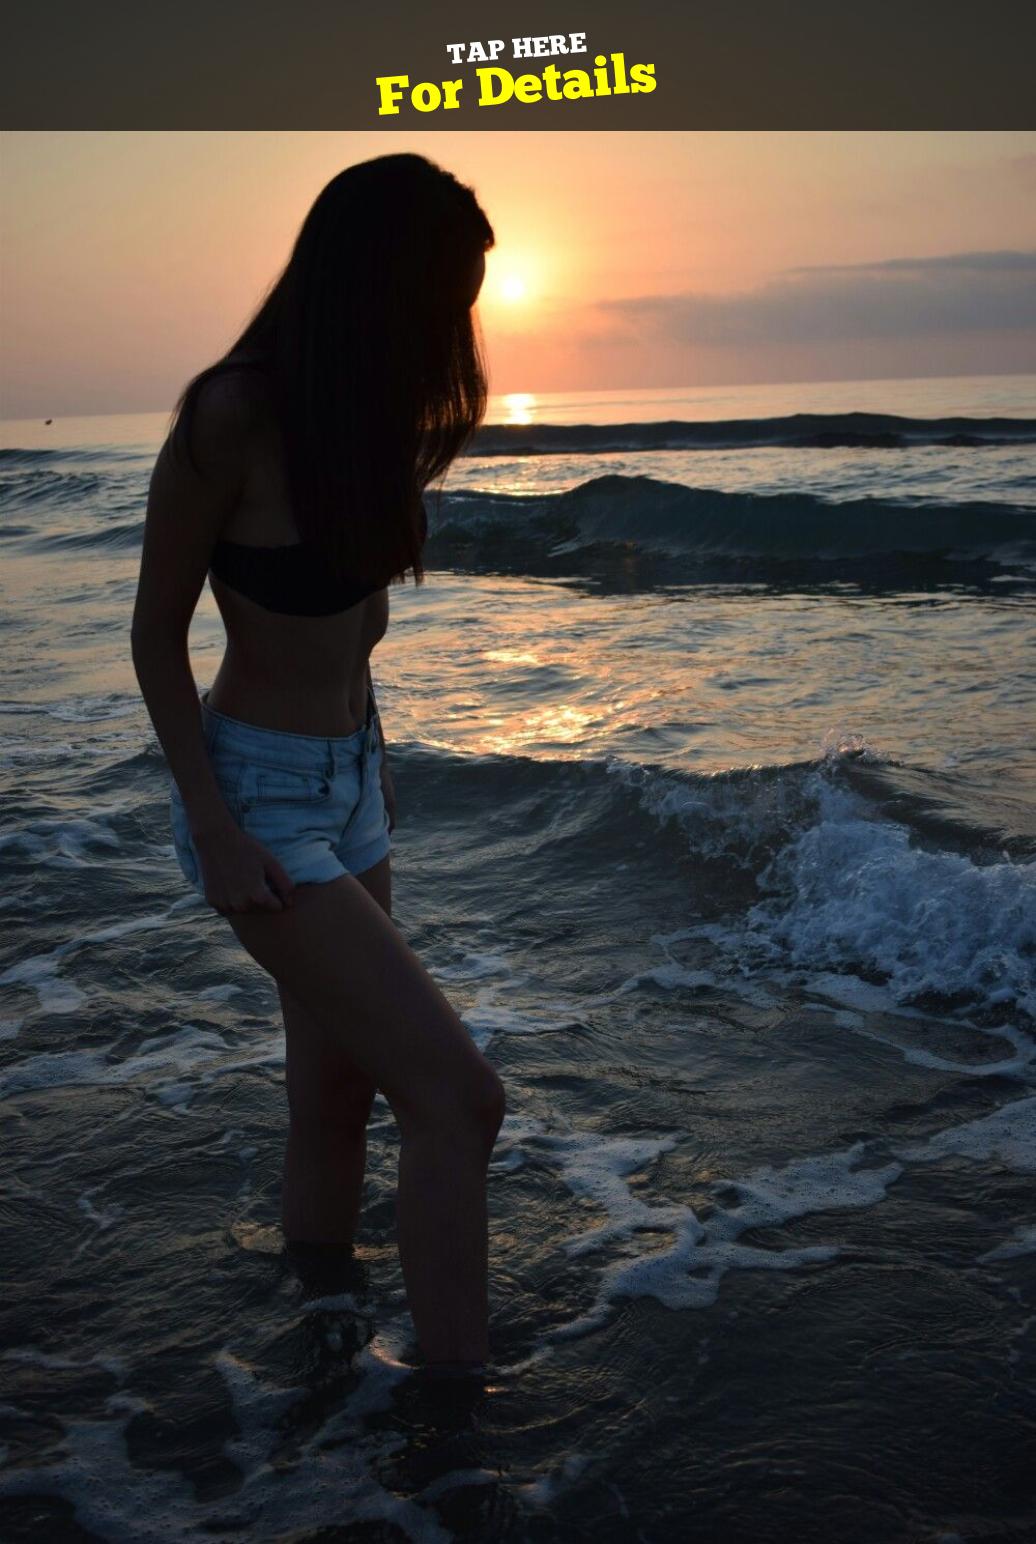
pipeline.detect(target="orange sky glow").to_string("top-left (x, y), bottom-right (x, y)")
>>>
top-left (2, 130), bottom-right (1035, 417)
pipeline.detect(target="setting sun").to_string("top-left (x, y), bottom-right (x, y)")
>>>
top-left (499, 273), bottom-right (528, 303)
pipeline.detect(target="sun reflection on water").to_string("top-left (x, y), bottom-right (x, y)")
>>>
top-left (502, 393), bottom-right (537, 426)
top-left (483, 647), bottom-right (543, 668)
top-left (475, 700), bottom-right (602, 756)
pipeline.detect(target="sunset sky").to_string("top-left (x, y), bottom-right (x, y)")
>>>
top-left (2, 130), bottom-right (1035, 418)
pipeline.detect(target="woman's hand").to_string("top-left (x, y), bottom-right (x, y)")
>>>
top-left (194, 824), bottom-right (296, 915)
top-left (379, 755), bottom-right (397, 834)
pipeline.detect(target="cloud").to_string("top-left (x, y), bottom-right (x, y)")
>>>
top-left (791, 250), bottom-right (1036, 274)
top-left (599, 250), bottom-right (1036, 346)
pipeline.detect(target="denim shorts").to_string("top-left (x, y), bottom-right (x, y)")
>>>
top-left (169, 686), bottom-right (392, 898)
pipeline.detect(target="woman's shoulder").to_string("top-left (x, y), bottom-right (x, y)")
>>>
top-left (188, 359), bottom-right (277, 464)
top-left (201, 355), bottom-right (275, 424)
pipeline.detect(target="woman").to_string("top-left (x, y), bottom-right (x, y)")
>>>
top-left (130, 154), bottom-right (505, 1382)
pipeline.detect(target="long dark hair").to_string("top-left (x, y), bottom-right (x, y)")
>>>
top-left (169, 154), bottom-right (494, 589)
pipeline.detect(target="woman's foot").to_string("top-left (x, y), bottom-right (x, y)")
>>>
top-left (284, 1237), bottom-right (368, 1298)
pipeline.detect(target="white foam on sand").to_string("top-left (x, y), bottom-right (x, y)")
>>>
top-left (517, 1452), bottom-right (594, 1510)
top-left (502, 1097), bottom-right (1036, 1343)
top-left (196, 982), bottom-right (245, 1002)
top-left (978, 1223), bottom-right (1036, 1263)
top-left (434, 949), bottom-right (514, 982)
top-left (0, 814), bottom-right (121, 867)
top-left (2, 1347), bottom-right (127, 1376)
top-left (894, 1095), bottom-right (1036, 1174)
top-left (0, 692), bottom-right (139, 723)
top-left (781, 971), bottom-right (1036, 1078)
top-left (461, 992), bottom-right (579, 1047)
top-left (509, 1099), bottom-right (1036, 1340)
top-left (76, 1187), bottom-right (125, 1233)
top-left (593, 924), bottom-right (1035, 1080)
top-left (0, 902), bottom-right (185, 1014)
top-left (495, 1112), bottom-right (901, 1344)
top-left (0, 1022), bottom-right (282, 1107)
top-left (615, 960), bottom-right (717, 994)
top-left (442, 947), bottom-right (587, 1048)
top-left (0, 951), bottom-right (87, 1014)
top-left (0, 1310), bottom-right (476, 1542)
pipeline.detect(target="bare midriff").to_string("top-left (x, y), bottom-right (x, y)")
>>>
top-left (205, 578), bottom-right (389, 736)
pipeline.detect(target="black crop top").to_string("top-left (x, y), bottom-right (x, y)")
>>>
top-left (208, 507), bottom-right (428, 617)
top-left (209, 538), bottom-right (382, 616)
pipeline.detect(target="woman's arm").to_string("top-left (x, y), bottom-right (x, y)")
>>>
top-left (130, 378), bottom-right (248, 840)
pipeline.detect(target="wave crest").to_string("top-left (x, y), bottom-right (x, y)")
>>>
top-left (431, 474), bottom-right (1036, 576)
top-left (472, 412), bottom-right (1036, 456)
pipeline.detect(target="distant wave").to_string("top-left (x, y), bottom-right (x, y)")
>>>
top-left (429, 474), bottom-right (1036, 575)
top-left (4, 411), bottom-right (1033, 470)
top-left (470, 412), bottom-right (1036, 456)
top-left (0, 446), bottom-right (147, 467)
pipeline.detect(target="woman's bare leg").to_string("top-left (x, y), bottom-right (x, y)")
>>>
top-left (223, 870), bottom-right (505, 1366)
top-left (279, 983), bottom-right (378, 1246)
top-left (278, 854), bottom-right (391, 1247)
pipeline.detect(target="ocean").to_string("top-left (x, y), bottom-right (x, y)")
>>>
top-left (1, 374), bottom-right (1034, 1542)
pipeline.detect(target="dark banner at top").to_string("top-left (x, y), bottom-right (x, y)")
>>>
top-left (4, 0), bottom-right (1035, 129)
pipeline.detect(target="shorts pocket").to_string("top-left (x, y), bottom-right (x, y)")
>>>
top-left (244, 765), bottom-right (332, 808)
